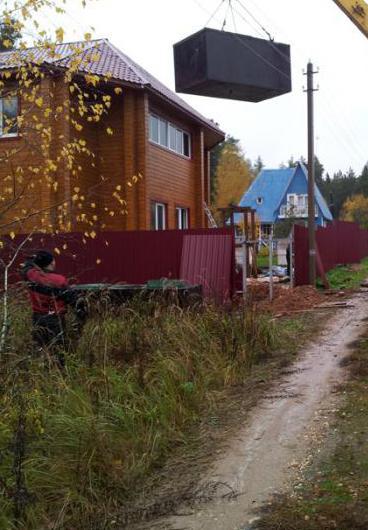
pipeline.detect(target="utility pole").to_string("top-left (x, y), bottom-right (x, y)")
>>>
top-left (304, 62), bottom-right (319, 286)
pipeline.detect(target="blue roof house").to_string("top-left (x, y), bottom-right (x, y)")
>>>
top-left (239, 162), bottom-right (333, 237)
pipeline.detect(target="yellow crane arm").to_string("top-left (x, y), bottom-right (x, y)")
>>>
top-left (332, 0), bottom-right (368, 38)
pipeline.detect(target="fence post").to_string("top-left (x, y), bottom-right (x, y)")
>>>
top-left (269, 232), bottom-right (273, 302)
top-left (242, 238), bottom-right (247, 301)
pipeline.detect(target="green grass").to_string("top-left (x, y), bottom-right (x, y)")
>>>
top-left (257, 329), bottom-right (368, 530)
top-left (257, 253), bottom-right (277, 268)
top-left (317, 257), bottom-right (368, 290)
top-left (0, 292), bottom-right (306, 530)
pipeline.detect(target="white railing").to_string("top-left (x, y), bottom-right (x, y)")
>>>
top-left (279, 204), bottom-right (318, 218)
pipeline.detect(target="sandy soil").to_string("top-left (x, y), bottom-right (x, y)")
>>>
top-left (144, 291), bottom-right (368, 530)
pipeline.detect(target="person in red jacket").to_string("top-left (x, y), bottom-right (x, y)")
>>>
top-left (21, 250), bottom-right (70, 367)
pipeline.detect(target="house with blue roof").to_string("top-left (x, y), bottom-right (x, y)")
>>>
top-left (239, 162), bottom-right (333, 238)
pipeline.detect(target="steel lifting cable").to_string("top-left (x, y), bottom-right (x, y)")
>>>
top-left (221, 0), bottom-right (232, 31)
top-left (191, 0), bottom-right (368, 168)
top-left (234, 0), bottom-right (274, 41)
top-left (230, 0), bottom-right (238, 32)
top-left (205, 0), bottom-right (227, 27)
top-left (234, 0), bottom-right (368, 164)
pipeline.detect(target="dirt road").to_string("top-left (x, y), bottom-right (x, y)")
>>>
top-left (148, 292), bottom-right (368, 530)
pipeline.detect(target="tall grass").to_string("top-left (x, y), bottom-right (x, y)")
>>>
top-left (0, 292), bottom-right (281, 529)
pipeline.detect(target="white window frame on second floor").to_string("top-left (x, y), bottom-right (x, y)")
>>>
top-left (149, 114), bottom-right (191, 158)
top-left (0, 95), bottom-right (18, 138)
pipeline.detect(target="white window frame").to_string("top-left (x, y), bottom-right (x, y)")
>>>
top-left (0, 95), bottom-right (18, 138)
top-left (153, 202), bottom-right (166, 230)
top-left (149, 113), bottom-right (191, 158)
top-left (256, 197), bottom-right (263, 205)
top-left (287, 193), bottom-right (297, 206)
top-left (176, 207), bottom-right (189, 229)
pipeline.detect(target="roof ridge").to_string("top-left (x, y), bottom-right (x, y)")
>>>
top-left (104, 41), bottom-right (148, 85)
top-left (50, 40), bottom-right (105, 65)
top-left (0, 38), bottom-right (224, 136)
top-left (104, 41), bottom-right (222, 131)
top-left (0, 38), bottom-right (106, 57)
top-left (273, 165), bottom-right (297, 215)
top-left (295, 163), bottom-right (333, 221)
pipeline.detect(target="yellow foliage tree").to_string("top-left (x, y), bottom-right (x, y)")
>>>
top-left (341, 194), bottom-right (368, 229)
top-left (0, 1), bottom-right (145, 350)
top-left (215, 137), bottom-right (253, 210)
top-left (0, 0), bottom-right (142, 241)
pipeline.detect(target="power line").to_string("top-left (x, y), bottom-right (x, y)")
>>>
top-left (233, 0), bottom-right (368, 166)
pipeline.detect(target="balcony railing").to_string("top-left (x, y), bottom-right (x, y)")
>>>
top-left (279, 204), bottom-right (318, 218)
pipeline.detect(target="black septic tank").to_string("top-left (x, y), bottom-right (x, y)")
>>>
top-left (173, 28), bottom-right (291, 102)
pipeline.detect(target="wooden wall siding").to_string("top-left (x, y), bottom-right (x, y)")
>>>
top-left (136, 92), bottom-right (149, 230)
top-left (204, 149), bottom-right (211, 228)
top-left (123, 89), bottom-right (147, 231)
top-left (82, 87), bottom-right (147, 232)
top-left (98, 89), bottom-right (126, 230)
top-left (146, 143), bottom-right (197, 229)
top-left (193, 128), bottom-right (205, 228)
top-left (51, 77), bottom-right (71, 229)
top-left (0, 77), bottom-right (213, 235)
top-left (0, 75), bottom-right (71, 234)
top-left (69, 87), bottom-right (145, 233)
top-left (146, 97), bottom-right (205, 230)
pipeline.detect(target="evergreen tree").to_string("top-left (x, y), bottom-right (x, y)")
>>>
top-left (252, 155), bottom-right (264, 176)
top-left (314, 156), bottom-right (325, 188)
top-left (357, 163), bottom-right (368, 196)
top-left (210, 140), bottom-right (224, 203)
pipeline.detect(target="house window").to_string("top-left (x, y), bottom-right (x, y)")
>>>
top-left (149, 113), bottom-right (191, 157)
top-left (287, 194), bottom-right (297, 207)
top-left (256, 197), bottom-right (263, 205)
top-left (151, 201), bottom-right (167, 230)
top-left (262, 224), bottom-right (272, 237)
top-left (168, 123), bottom-right (176, 150)
top-left (176, 207), bottom-right (189, 229)
top-left (297, 194), bottom-right (308, 209)
top-left (149, 114), bottom-right (159, 143)
top-left (0, 95), bottom-right (18, 137)
top-left (183, 133), bottom-right (190, 157)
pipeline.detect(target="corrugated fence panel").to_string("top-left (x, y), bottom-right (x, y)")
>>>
top-left (295, 221), bottom-right (368, 286)
top-left (3, 228), bottom-right (235, 300)
top-left (294, 225), bottom-right (309, 286)
top-left (180, 234), bottom-right (234, 303)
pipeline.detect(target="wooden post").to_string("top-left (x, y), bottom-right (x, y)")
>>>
top-left (269, 230), bottom-right (274, 302)
top-left (251, 210), bottom-right (257, 277)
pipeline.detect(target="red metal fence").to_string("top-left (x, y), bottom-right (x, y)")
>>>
top-left (2, 228), bottom-right (235, 302)
top-left (294, 221), bottom-right (368, 286)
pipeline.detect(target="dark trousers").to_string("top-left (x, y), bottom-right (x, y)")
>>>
top-left (32, 313), bottom-right (66, 367)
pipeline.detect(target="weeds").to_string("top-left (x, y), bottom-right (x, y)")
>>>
top-left (317, 257), bottom-right (368, 291)
top-left (0, 291), bottom-right (293, 529)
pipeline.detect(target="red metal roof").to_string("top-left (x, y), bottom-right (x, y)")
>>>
top-left (0, 39), bottom-right (224, 136)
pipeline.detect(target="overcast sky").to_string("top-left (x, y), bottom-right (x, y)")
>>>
top-left (55, 0), bottom-right (368, 177)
